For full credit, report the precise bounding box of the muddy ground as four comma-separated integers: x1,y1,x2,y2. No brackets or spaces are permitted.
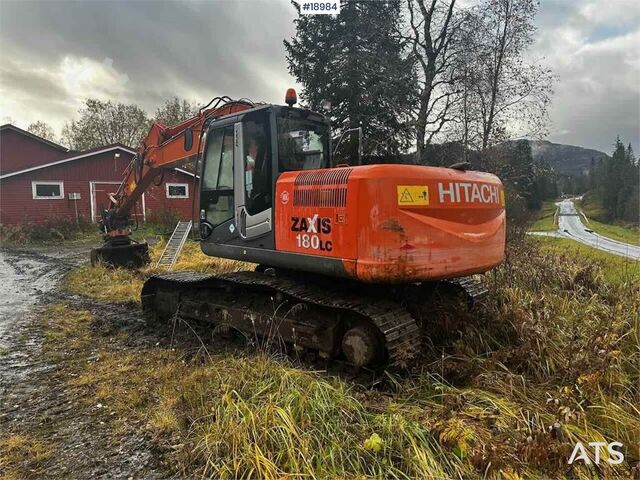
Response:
0,245,165,479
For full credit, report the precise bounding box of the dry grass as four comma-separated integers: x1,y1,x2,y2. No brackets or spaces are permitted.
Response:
65,264,144,304
0,434,53,479
65,240,252,304
50,237,640,479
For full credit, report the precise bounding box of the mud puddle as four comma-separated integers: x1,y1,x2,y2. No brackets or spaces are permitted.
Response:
0,250,64,348
0,246,163,479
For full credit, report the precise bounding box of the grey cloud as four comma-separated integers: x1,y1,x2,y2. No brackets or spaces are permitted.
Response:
534,0,639,153
1,0,298,127
0,59,69,100
1,0,638,154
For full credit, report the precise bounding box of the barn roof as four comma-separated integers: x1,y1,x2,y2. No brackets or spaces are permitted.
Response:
0,144,135,180
0,124,69,152
0,142,199,180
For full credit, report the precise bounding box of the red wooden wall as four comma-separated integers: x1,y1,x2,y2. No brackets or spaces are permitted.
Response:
0,148,199,226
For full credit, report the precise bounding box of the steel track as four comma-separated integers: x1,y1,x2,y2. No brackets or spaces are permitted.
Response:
141,270,487,368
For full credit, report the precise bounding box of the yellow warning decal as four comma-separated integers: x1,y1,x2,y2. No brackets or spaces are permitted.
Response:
500,189,505,207
397,185,429,206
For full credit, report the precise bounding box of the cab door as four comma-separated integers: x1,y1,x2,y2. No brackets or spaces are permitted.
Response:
233,111,273,240
199,124,236,242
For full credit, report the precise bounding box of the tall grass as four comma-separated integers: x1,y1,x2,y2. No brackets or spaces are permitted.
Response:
59,236,639,478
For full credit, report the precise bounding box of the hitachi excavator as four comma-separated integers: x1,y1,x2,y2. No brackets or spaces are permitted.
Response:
92,91,506,368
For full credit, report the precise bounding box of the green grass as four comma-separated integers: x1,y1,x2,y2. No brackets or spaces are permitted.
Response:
578,191,608,221
581,218,639,246
577,192,639,245
534,235,639,285
530,200,558,231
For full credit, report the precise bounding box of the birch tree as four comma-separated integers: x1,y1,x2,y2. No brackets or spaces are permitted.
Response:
27,121,58,143
469,0,553,149
402,0,464,161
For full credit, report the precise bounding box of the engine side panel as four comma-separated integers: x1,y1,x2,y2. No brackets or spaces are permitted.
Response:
274,164,506,283
274,168,358,260
351,165,505,282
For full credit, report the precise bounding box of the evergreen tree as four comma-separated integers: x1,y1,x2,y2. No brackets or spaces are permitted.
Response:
284,0,416,158
603,138,626,220
620,143,639,222
593,137,639,223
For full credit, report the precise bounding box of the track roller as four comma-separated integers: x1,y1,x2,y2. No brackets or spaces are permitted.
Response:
341,322,384,367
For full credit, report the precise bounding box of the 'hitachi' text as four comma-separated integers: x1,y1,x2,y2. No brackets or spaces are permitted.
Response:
438,182,500,204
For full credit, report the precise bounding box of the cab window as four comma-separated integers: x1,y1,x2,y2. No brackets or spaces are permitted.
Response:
201,126,234,227
243,113,272,216
277,112,329,172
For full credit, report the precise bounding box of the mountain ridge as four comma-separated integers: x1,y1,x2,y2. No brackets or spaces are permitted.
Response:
524,139,609,177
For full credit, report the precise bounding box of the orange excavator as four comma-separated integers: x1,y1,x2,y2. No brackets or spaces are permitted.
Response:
92,91,506,368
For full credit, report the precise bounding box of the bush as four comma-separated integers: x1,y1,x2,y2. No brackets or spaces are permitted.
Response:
0,215,94,244
145,208,184,235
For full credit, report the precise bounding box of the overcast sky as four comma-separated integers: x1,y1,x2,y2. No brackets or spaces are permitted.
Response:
0,0,638,154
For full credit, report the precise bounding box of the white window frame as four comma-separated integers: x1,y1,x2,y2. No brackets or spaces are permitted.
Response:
165,182,189,199
32,181,64,200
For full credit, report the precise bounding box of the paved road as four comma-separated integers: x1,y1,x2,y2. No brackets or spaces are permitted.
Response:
541,199,640,260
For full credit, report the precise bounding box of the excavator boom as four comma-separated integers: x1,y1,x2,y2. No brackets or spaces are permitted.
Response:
91,97,254,266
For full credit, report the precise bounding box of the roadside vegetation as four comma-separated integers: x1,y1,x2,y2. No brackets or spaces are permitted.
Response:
581,218,640,246
0,216,179,246
0,217,98,245
576,191,639,246
530,200,558,231
52,236,640,479
533,236,639,285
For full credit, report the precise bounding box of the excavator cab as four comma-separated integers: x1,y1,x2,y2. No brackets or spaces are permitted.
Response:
198,105,331,257
198,100,506,283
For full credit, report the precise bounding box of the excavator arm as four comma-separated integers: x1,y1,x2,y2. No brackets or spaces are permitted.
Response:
91,97,254,267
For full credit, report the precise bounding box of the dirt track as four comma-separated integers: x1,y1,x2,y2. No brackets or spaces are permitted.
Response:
0,246,163,479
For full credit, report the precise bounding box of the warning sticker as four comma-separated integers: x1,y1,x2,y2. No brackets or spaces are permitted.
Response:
397,185,429,206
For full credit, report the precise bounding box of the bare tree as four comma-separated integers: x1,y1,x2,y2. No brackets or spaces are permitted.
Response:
440,22,484,157
468,0,553,149
27,121,58,143
61,99,151,150
402,0,465,162
154,97,199,127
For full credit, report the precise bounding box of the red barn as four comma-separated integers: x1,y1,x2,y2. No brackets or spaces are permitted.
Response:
0,124,199,226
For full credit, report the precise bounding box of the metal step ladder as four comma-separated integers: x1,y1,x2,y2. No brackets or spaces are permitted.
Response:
156,220,192,270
